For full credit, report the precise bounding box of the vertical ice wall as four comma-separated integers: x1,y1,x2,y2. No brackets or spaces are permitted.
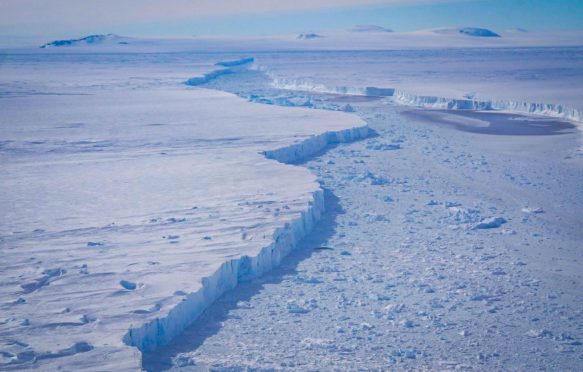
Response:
393,90,583,122
123,126,370,354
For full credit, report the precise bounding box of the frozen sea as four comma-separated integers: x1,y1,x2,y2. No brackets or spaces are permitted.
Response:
1,45,582,371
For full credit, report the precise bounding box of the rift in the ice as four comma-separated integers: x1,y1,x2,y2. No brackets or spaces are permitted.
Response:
186,58,582,124
122,123,371,352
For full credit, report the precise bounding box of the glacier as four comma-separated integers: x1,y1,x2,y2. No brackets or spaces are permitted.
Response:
1,32,583,371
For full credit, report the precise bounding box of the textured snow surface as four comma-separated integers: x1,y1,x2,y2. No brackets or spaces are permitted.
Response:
0,53,366,370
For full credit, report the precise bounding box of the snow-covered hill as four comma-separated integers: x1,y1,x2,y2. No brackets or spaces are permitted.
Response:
297,33,323,40
432,27,501,37
26,28,583,52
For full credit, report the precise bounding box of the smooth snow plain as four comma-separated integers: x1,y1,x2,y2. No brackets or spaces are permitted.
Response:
1,36,583,371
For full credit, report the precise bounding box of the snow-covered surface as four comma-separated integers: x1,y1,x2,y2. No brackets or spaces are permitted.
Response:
9,28,583,52
0,53,367,370
1,33,583,371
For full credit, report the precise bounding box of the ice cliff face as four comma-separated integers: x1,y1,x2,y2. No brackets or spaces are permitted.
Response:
393,90,582,123
123,124,370,354
264,71,394,97
186,57,255,85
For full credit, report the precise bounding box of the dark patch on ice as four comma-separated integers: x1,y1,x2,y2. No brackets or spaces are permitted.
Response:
20,268,66,294
86,241,104,247
36,342,93,360
120,280,137,290
2,342,93,367
403,109,575,136
474,217,507,229
327,94,384,103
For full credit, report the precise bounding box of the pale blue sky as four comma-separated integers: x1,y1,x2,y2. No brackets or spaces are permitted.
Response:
1,0,582,39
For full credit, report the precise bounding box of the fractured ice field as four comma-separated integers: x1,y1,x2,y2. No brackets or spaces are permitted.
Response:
1,39,583,371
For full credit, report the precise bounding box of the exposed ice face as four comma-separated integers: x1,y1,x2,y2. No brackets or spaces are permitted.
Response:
40,33,126,48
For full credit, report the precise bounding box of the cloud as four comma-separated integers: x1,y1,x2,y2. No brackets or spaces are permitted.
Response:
0,0,466,28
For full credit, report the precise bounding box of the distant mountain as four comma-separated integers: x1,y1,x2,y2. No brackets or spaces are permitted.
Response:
40,34,127,48
348,25,393,33
297,33,323,40
505,28,529,33
433,27,501,38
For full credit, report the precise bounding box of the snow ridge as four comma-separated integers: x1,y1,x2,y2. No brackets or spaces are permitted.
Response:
123,125,370,354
